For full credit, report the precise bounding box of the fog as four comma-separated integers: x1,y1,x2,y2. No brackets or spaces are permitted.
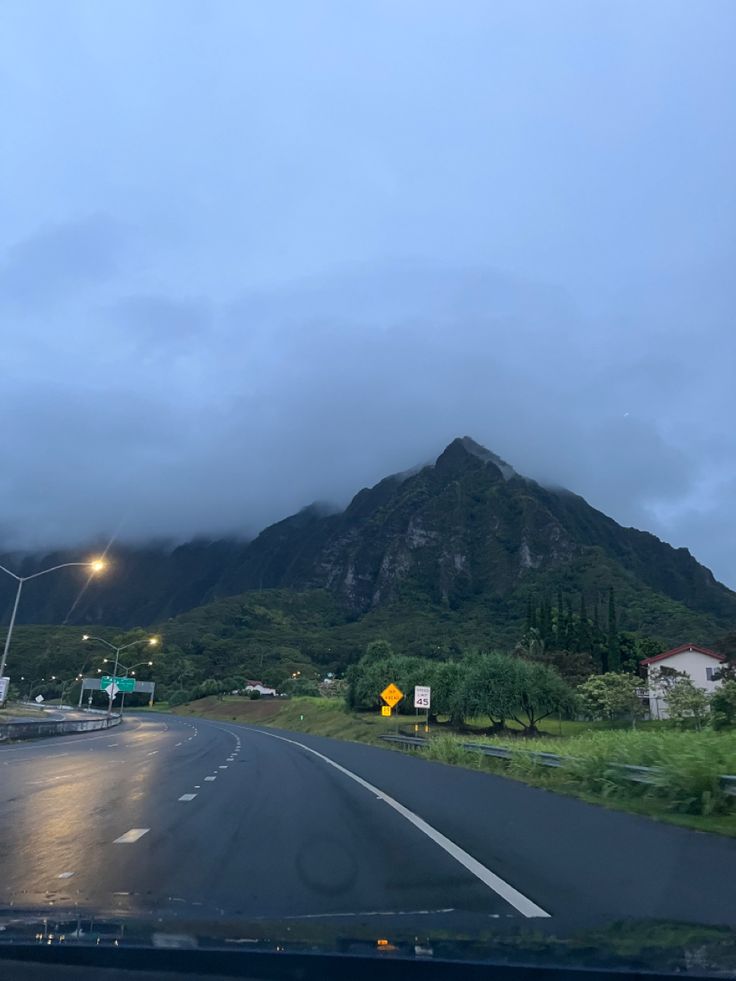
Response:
2,1,735,586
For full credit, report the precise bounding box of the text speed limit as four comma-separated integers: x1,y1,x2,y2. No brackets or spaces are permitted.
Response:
413,685,431,709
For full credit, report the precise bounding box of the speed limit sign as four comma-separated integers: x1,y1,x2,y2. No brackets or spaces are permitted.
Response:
414,685,431,709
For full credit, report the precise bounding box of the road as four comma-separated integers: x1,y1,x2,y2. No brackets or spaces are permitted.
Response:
1,713,735,933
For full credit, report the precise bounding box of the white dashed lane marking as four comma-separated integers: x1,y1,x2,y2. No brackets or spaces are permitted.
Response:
147,751,158,756
204,776,216,782
178,794,197,802
57,872,75,879
219,765,228,769
113,828,150,844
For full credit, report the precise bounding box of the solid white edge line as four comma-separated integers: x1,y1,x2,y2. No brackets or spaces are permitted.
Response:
247,728,549,919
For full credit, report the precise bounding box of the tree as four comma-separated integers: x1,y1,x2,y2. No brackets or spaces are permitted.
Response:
618,632,639,673
346,651,429,712
577,672,644,722
555,588,564,646
364,639,395,662
666,678,710,730
710,680,736,730
168,689,191,706
426,660,464,725
513,628,545,660
607,587,620,672
509,659,576,735
525,595,535,632
564,598,575,650
454,653,518,732
538,649,596,688
636,636,665,662
539,598,553,645
577,595,591,655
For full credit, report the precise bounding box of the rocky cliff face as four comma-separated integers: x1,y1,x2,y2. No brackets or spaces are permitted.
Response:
211,436,736,627
2,436,735,632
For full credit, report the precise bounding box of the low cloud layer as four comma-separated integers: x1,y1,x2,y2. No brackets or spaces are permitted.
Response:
2,2,735,587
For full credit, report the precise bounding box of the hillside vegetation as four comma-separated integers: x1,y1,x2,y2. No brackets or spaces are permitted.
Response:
2,438,735,652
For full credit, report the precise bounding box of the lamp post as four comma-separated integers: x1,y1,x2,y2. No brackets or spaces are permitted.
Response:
0,558,106,699
83,636,157,716
59,673,85,706
116,659,154,716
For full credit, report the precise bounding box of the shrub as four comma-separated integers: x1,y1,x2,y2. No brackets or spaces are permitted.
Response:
577,673,643,722
168,690,191,707
666,678,710,730
711,681,736,730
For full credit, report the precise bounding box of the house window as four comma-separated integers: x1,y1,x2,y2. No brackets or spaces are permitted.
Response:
706,667,716,681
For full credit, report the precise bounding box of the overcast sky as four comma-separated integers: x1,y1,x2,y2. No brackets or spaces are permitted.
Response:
2,0,736,587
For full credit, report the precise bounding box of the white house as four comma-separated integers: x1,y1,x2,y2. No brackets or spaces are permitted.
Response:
642,643,726,719
243,680,277,697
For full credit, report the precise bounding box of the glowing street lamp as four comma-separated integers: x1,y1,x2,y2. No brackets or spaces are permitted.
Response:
0,558,106,695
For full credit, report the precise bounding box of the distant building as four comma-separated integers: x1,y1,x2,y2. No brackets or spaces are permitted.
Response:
642,644,726,719
243,680,277,697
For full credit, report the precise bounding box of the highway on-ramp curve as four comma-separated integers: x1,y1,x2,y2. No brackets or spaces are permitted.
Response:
1,712,734,931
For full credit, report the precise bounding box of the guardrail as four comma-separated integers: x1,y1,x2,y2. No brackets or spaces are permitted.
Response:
380,734,736,797
0,714,121,743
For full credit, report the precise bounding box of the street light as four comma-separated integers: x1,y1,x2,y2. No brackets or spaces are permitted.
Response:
82,636,157,716
116,659,154,716
0,558,106,690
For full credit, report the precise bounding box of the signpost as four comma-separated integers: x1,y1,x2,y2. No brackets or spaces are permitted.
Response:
380,683,404,731
380,683,404,708
101,675,135,693
413,685,431,709
0,676,8,706
78,676,156,709
101,674,135,712
414,685,431,734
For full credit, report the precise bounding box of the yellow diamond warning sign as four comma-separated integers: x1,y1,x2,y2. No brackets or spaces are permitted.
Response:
380,683,404,708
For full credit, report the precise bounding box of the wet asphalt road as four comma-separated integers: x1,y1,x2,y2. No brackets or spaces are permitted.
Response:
1,713,735,932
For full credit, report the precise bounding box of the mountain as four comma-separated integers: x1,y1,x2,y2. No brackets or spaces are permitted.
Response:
2,437,735,647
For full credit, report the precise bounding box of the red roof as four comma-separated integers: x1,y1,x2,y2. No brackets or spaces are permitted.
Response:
641,643,726,666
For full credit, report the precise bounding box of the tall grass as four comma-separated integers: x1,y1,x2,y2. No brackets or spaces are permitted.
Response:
422,734,482,767
451,729,736,817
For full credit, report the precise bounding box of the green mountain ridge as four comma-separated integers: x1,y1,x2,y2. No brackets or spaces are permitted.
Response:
1,436,734,649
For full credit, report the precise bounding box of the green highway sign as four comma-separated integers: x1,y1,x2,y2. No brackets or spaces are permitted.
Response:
101,675,135,692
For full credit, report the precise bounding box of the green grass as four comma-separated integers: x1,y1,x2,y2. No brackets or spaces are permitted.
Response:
431,727,736,834
257,696,403,743
0,702,48,721
459,714,662,737
163,695,402,745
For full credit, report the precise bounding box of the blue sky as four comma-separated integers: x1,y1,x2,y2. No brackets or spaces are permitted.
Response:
2,0,736,586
